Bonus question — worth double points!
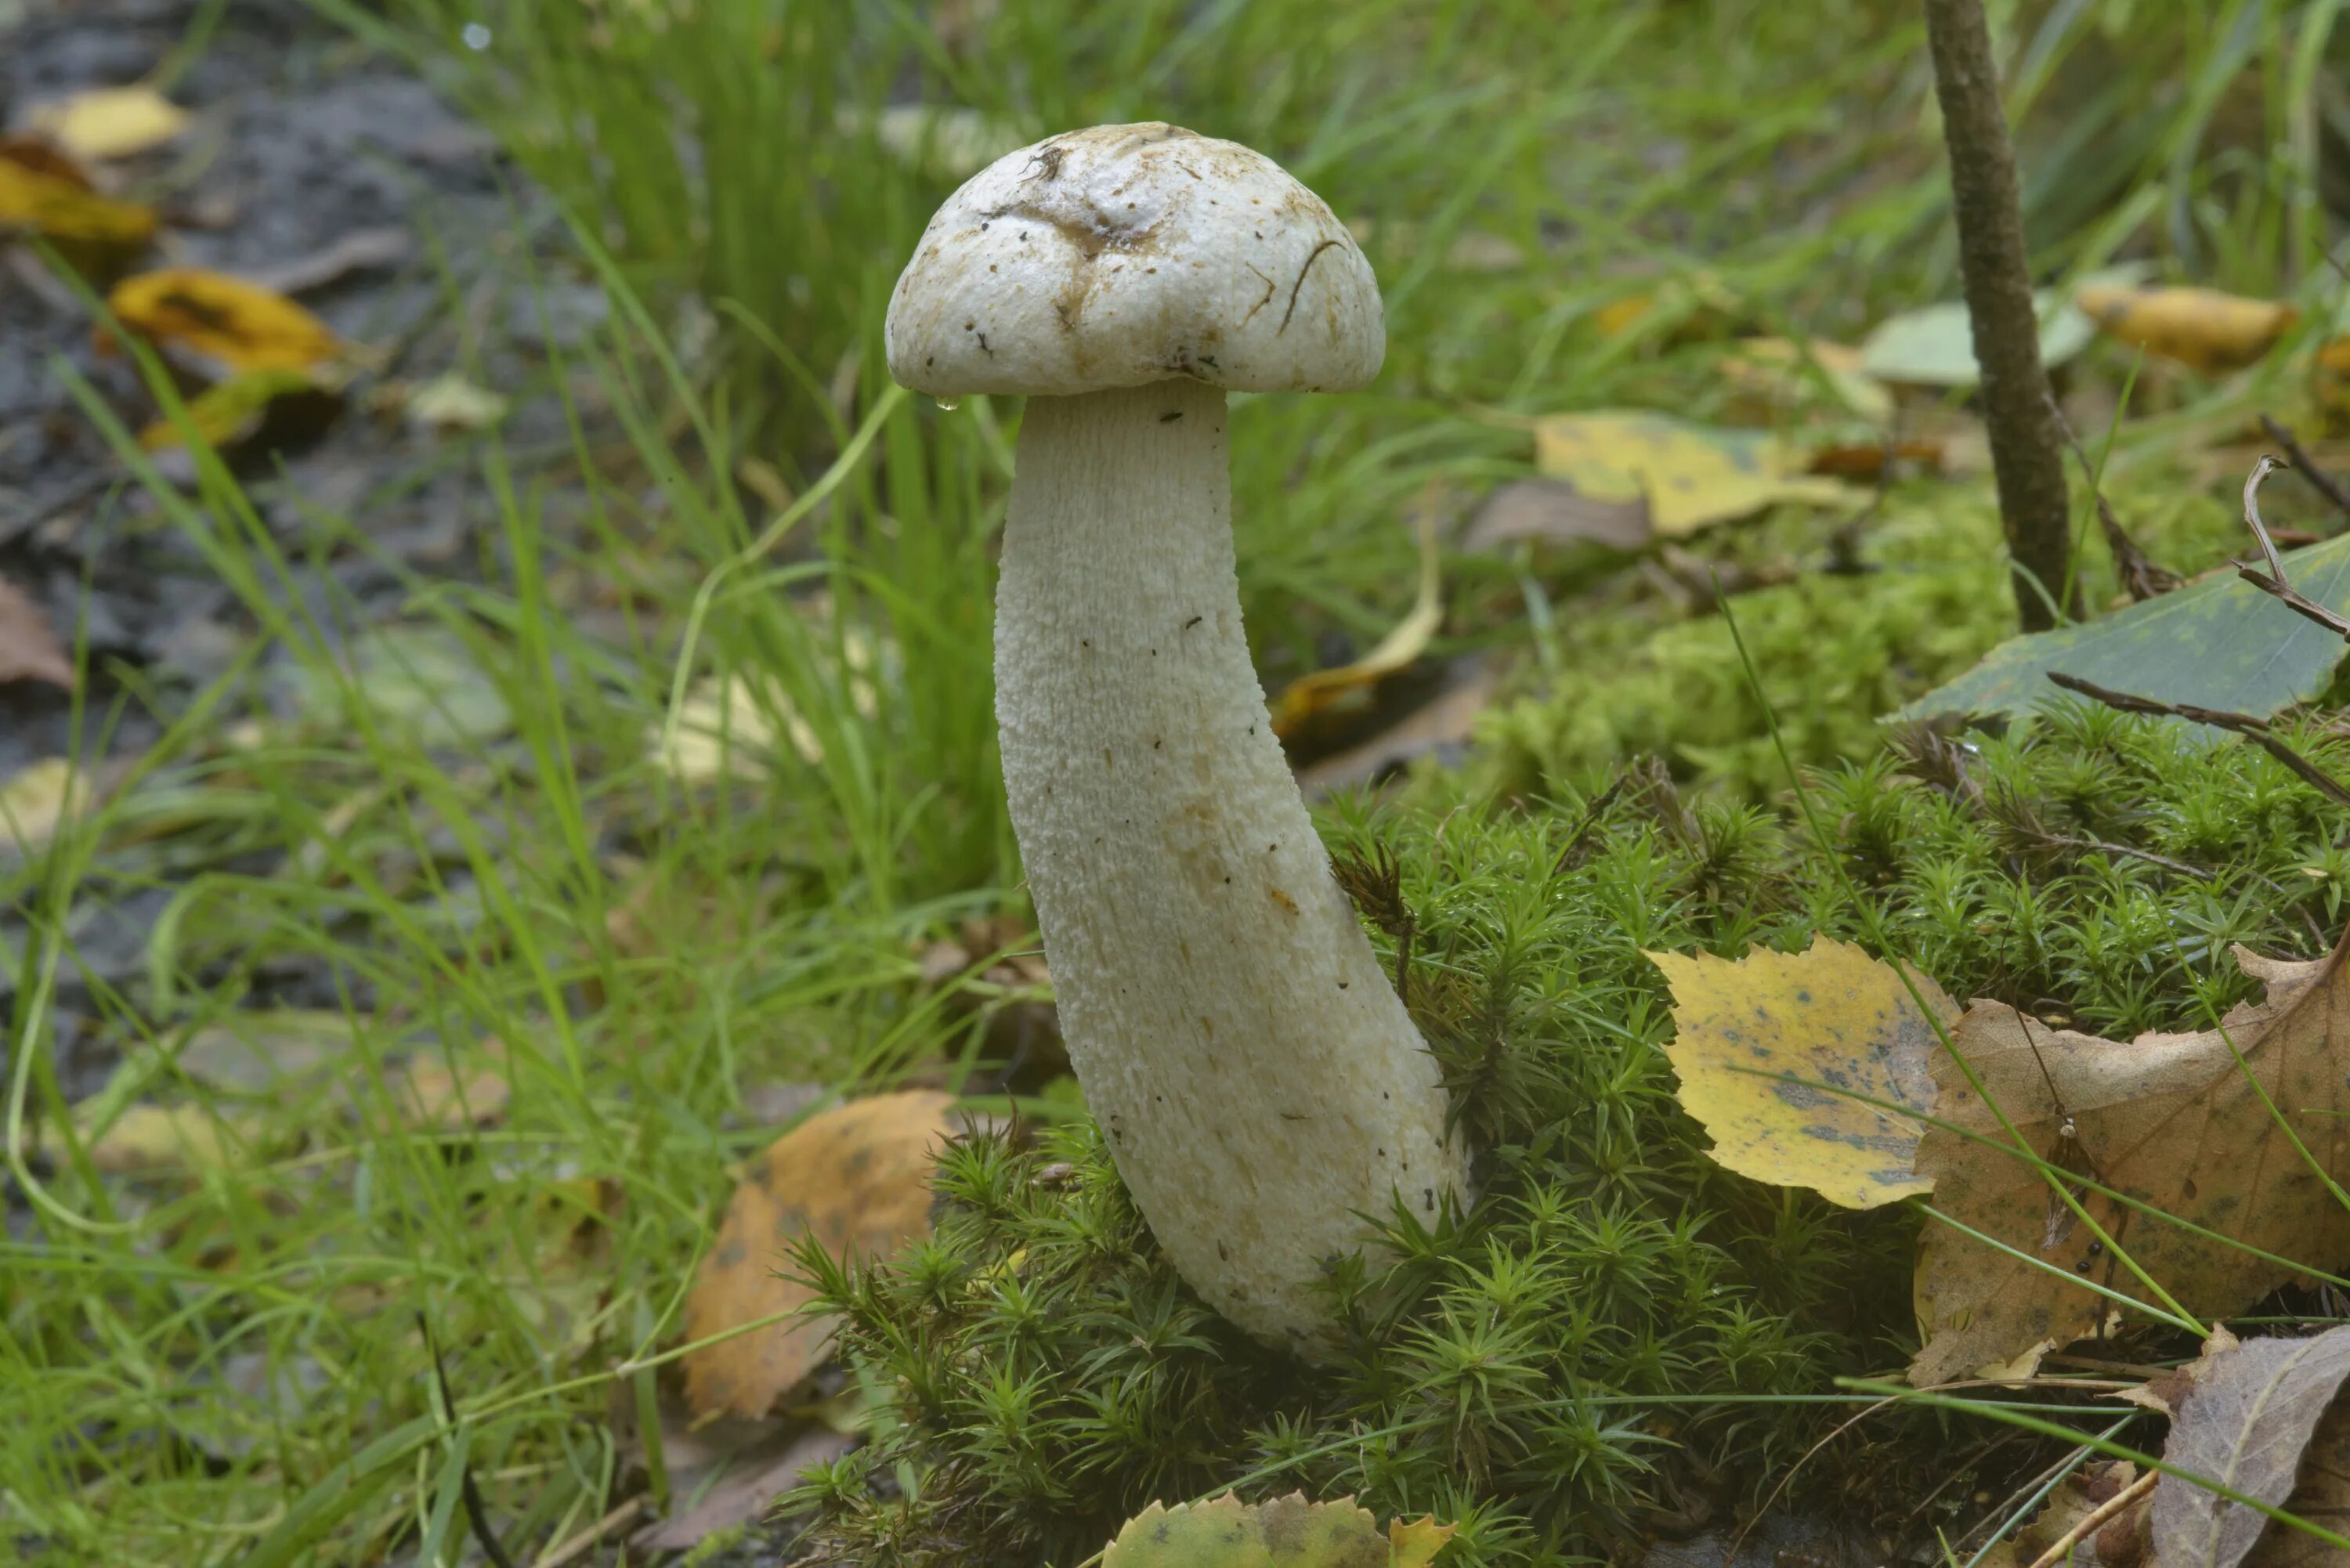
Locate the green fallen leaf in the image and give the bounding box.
[1897,533,2350,727]
[283,624,512,747]
[1101,1492,1452,1568]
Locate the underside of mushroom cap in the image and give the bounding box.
[884,122,1384,399]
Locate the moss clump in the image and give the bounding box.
[1477,481,2250,801]
[794,704,2350,1568]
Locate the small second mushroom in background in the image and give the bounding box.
[885,121,1471,1352]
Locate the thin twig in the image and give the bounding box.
[2260,414,2350,526]
[1553,772,1629,874]
[2051,396,2178,601]
[2243,454,2292,582]
[2020,1467,2157,1568]
[2236,454,2350,640]
[2047,672,2350,809]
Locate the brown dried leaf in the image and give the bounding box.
[682,1090,955,1420]
[1459,478,1650,555]
[1976,1461,2140,1568]
[1296,663,1495,799]
[2243,1355,2350,1568]
[0,577,71,688]
[1912,939,2350,1386]
[2154,1326,2350,1568]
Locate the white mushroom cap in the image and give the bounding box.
[885,122,1384,399]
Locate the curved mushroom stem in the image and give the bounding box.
[994,378,1470,1350]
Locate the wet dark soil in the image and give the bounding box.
[2,0,612,1098]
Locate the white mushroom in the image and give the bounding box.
[884,122,1470,1349]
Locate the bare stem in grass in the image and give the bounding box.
[1922,0,2075,631]
[2236,454,2350,640]
[2260,414,2350,527]
[2050,396,2178,602]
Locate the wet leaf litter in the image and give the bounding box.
[0,0,621,1103]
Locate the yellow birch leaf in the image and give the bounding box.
[28,86,190,160]
[1532,411,1855,537]
[107,269,349,374]
[1650,937,1955,1210]
[2074,284,2299,374]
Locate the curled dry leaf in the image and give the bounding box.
[105,269,349,375]
[0,155,157,251]
[2075,284,2300,376]
[2154,1324,2350,1568]
[1267,497,1444,739]
[1973,1461,2143,1568]
[1459,478,1650,555]
[682,1090,956,1421]
[1911,936,2350,1387]
[1101,1491,1454,1568]
[1296,661,1495,799]
[1652,938,1954,1211]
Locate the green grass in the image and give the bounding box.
[9,0,2350,1563]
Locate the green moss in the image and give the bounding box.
[796,697,2350,1568]
[1477,477,2254,801]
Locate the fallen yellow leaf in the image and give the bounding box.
[139,367,338,454]
[2074,284,2299,375]
[1267,498,1443,738]
[107,269,348,374]
[27,86,189,161]
[1533,410,1855,537]
[0,157,157,250]
[1651,937,1954,1211]
[1913,935,2350,1386]
[682,1090,956,1420]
